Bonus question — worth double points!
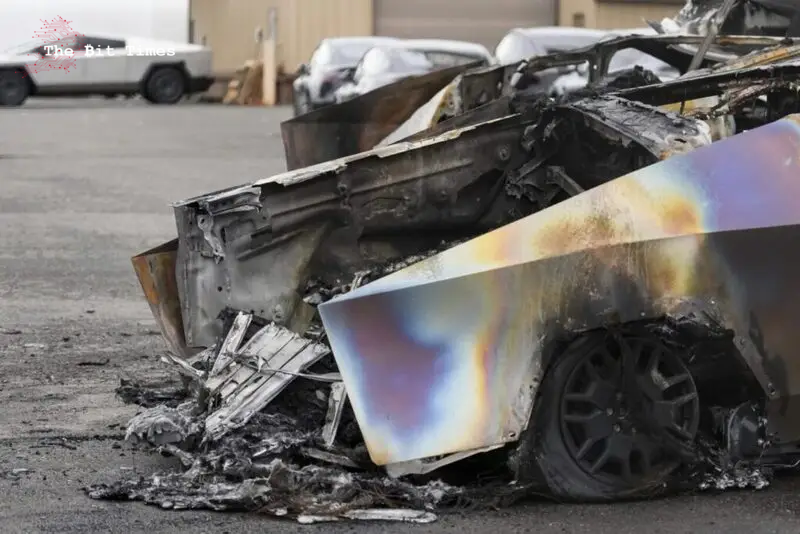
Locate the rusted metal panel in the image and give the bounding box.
[131,239,190,359]
[318,114,800,464]
[280,63,474,170]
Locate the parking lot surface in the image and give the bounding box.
[2,98,800,533]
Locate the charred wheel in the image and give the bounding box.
[529,329,700,501]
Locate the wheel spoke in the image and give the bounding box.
[661,373,692,391]
[620,454,633,480]
[635,441,654,474]
[645,345,661,375]
[667,421,695,440]
[669,392,698,407]
[564,410,614,440]
[589,447,612,474]
[575,436,601,460]
[565,378,617,410]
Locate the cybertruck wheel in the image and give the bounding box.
[144,67,186,104]
[0,70,30,107]
[530,330,700,501]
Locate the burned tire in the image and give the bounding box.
[144,67,186,105]
[0,70,30,107]
[529,330,700,501]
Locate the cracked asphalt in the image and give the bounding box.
[2,97,800,533]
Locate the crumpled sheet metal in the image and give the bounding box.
[659,0,800,38]
[170,114,529,347]
[319,114,800,465]
[131,239,190,359]
[377,83,455,147]
[280,63,477,170]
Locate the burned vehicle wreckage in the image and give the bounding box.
[88,21,800,524]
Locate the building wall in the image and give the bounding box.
[559,0,598,28]
[595,3,682,28]
[191,0,372,74]
[374,0,557,50]
[559,0,682,29]
[192,0,685,76]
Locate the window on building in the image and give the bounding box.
[573,13,586,28]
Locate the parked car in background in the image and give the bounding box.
[493,27,610,92]
[0,35,213,106]
[333,39,493,104]
[401,39,495,68]
[292,36,401,115]
[494,27,610,66]
[333,46,434,103]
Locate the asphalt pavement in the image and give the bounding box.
[2,97,800,533]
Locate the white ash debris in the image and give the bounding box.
[126,402,202,448]
[87,315,516,523]
[699,466,771,491]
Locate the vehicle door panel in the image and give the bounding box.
[27,39,87,89]
[82,38,128,86]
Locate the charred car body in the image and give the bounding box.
[100,13,800,521]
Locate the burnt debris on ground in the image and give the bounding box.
[89,300,532,523]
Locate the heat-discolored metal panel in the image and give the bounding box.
[319,114,800,465]
[131,239,190,359]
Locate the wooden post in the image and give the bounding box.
[262,7,278,106]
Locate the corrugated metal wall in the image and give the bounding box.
[559,0,682,29]
[374,0,557,50]
[191,0,373,74]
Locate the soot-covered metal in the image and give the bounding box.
[99,25,800,522]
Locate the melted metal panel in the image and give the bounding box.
[131,239,190,359]
[281,63,475,169]
[319,115,800,464]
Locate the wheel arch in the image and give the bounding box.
[508,305,768,494]
[529,302,769,430]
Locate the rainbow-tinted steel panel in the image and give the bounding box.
[319,115,800,465]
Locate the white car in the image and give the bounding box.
[400,39,495,68]
[0,35,213,106]
[333,39,494,104]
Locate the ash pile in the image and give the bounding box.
[86,269,529,524]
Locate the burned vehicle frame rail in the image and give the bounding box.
[409,36,800,149]
[509,34,799,92]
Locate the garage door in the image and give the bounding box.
[374,0,557,50]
